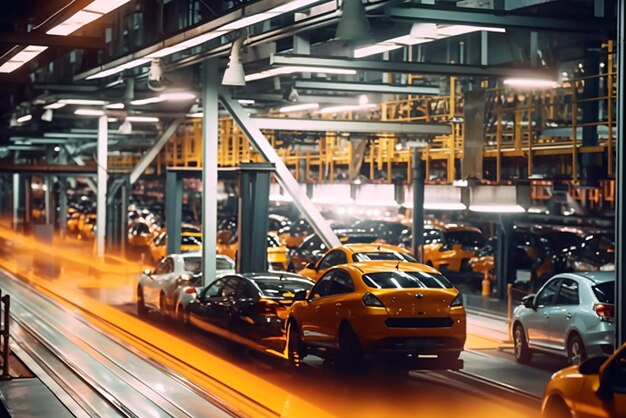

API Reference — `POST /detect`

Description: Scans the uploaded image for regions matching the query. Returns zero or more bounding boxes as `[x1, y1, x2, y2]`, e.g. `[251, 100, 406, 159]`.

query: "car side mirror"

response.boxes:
[579, 356, 606, 375]
[522, 294, 536, 310]
[293, 290, 308, 301]
[143, 268, 152, 276]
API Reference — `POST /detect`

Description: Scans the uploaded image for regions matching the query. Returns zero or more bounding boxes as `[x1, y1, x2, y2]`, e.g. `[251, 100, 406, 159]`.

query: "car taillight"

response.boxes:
[184, 288, 196, 294]
[450, 293, 463, 308]
[257, 298, 284, 316]
[594, 303, 614, 322]
[362, 292, 385, 308]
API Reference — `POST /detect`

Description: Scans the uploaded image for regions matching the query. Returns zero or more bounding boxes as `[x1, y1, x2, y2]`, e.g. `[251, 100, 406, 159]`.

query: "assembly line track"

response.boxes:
[0, 268, 252, 418]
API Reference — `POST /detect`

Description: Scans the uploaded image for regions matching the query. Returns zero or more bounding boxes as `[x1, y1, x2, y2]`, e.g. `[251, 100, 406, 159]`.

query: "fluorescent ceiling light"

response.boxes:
[59, 99, 107, 105]
[160, 92, 196, 101]
[75, 109, 105, 116]
[47, 1, 132, 36]
[187, 112, 203, 118]
[17, 114, 32, 123]
[0, 45, 48, 73]
[44, 102, 66, 110]
[354, 43, 402, 58]
[105, 103, 125, 109]
[246, 66, 356, 82]
[221, 13, 275, 31]
[279, 103, 319, 113]
[146, 32, 227, 58]
[126, 116, 159, 122]
[410, 23, 438, 39]
[130, 97, 164, 106]
[437, 25, 505, 37]
[271, 0, 319, 13]
[424, 202, 467, 211]
[388, 35, 433, 46]
[86, 58, 150, 80]
[317, 103, 377, 114]
[238, 99, 255, 105]
[503, 78, 559, 89]
[469, 204, 525, 213]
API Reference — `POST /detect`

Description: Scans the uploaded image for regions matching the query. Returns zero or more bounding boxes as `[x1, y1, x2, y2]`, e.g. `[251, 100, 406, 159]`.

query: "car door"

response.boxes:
[299, 272, 334, 346]
[549, 277, 580, 350]
[227, 278, 258, 347]
[312, 250, 348, 282]
[188, 278, 230, 339]
[526, 278, 561, 347]
[323, 269, 355, 347]
[144, 257, 174, 308]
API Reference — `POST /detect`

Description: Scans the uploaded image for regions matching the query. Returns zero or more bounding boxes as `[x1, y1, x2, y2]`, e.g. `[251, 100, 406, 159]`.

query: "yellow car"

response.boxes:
[298, 243, 417, 282]
[422, 224, 485, 274]
[149, 230, 202, 263]
[77, 213, 97, 240]
[66, 211, 82, 235]
[287, 261, 466, 368]
[217, 232, 290, 271]
[542, 342, 626, 418]
[128, 219, 159, 247]
[278, 219, 313, 248]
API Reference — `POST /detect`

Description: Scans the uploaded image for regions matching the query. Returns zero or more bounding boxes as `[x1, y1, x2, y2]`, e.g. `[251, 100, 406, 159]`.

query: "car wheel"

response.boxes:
[287, 321, 304, 368]
[544, 396, 572, 418]
[513, 324, 533, 364]
[176, 305, 188, 326]
[137, 286, 148, 317]
[338, 323, 362, 370]
[567, 334, 586, 366]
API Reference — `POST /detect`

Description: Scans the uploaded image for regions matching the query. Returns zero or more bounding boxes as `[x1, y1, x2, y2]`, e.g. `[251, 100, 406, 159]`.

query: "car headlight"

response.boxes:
[450, 293, 463, 307]
[572, 260, 598, 271]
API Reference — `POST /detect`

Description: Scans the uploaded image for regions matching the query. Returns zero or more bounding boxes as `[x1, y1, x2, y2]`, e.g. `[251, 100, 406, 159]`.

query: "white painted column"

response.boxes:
[96, 115, 108, 257]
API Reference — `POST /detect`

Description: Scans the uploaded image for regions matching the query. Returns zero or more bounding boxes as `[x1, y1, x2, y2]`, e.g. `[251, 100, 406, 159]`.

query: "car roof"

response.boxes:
[238, 272, 314, 283]
[342, 243, 409, 253]
[566, 271, 614, 284]
[341, 261, 440, 275]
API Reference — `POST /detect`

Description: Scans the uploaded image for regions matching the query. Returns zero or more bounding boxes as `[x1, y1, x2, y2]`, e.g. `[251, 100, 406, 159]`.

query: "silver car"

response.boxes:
[173, 255, 235, 323]
[512, 271, 614, 365]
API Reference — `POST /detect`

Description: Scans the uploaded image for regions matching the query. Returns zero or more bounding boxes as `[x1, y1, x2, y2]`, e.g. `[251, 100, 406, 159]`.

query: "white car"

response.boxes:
[512, 271, 615, 366]
[137, 252, 203, 317]
[173, 255, 236, 323]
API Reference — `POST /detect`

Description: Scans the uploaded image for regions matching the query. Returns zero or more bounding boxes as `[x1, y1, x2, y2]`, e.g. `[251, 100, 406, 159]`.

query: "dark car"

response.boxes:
[564, 233, 614, 273]
[289, 229, 380, 271]
[352, 220, 408, 246]
[187, 272, 314, 354]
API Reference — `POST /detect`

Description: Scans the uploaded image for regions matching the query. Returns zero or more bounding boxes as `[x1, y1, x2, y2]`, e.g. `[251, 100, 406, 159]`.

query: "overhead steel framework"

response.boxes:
[387, 4, 611, 34]
[293, 79, 440, 95]
[251, 117, 451, 135]
[270, 54, 555, 79]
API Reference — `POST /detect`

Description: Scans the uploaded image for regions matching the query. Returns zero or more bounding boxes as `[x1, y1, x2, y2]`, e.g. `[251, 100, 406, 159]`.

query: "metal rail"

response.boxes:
[0, 268, 250, 418]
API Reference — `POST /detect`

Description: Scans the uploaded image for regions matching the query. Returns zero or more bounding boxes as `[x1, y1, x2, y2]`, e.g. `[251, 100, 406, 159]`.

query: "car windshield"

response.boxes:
[181, 235, 202, 246]
[254, 278, 313, 298]
[445, 231, 485, 247]
[183, 257, 202, 274]
[216, 258, 234, 270]
[593, 282, 615, 304]
[362, 271, 453, 289]
[353, 252, 417, 262]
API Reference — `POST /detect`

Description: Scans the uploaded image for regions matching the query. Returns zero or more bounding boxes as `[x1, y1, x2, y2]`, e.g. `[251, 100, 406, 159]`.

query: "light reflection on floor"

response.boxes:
[0, 224, 541, 417]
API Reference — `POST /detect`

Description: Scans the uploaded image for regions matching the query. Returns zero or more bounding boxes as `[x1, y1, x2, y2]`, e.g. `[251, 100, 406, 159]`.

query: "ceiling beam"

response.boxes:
[271, 54, 555, 79]
[0, 163, 97, 176]
[252, 117, 451, 135]
[387, 4, 612, 34]
[293, 79, 441, 95]
[0, 32, 105, 49]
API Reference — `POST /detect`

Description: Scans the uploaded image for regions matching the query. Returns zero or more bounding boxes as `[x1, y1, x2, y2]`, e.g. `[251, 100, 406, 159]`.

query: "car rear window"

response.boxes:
[362, 271, 453, 289]
[343, 235, 378, 244]
[593, 282, 615, 304]
[445, 231, 485, 247]
[353, 252, 417, 263]
[254, 278, 313, 298]
[183, 257, 202, 274]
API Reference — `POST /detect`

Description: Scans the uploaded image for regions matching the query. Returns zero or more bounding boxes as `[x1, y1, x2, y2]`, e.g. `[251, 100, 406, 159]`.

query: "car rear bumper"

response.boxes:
[582, 324, 615, 357]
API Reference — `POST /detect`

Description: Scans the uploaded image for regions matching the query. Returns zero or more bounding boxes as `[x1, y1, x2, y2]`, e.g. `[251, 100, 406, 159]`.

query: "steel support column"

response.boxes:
[495, 215, 514, 301]
[58, 179, 67, 239]
[238, 164, 274, 273]
[615, 0, 625, 347]
[219, 93, 341, 249]
[581, 47, 601, 187]
[412, 149, 424, 263]
[202, 60, 219, 286]
[96, 115, 108, 257]
[165, 170, 183, 256]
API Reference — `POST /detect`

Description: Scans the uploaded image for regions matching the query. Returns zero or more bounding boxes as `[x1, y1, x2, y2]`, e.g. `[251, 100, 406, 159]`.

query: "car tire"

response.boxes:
[137, 286, 148, 317]
[338, 323, 362, 370]
[513, 324, 533, 364]
[567, 334, 586, 366]
[544, 396, 572, 418]
[287, 321, 304, 368]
